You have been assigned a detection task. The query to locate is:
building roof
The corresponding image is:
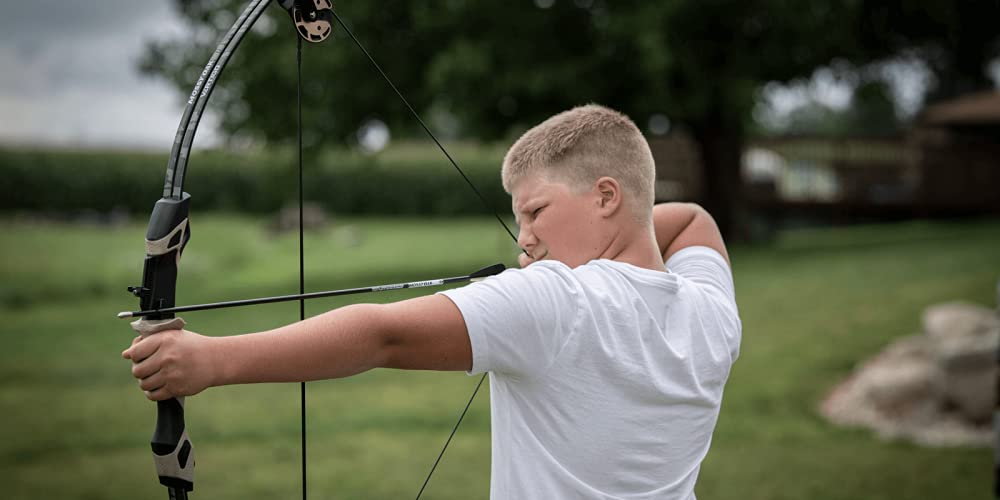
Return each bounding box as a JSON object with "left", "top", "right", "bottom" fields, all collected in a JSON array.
[{"left": 918, "top": 90, "right": 1000, "bottom": 125}]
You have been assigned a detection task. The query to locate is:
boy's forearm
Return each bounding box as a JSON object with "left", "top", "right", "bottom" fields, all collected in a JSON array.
[
  {"left": 652, "top": 202, "right": 701, "bottom": 256},
  {"left": 210, "top": 303, "right": 389, "bottom": 387},
  {"left": 652, "top": 202, "right": 730, "bottom": 265}
]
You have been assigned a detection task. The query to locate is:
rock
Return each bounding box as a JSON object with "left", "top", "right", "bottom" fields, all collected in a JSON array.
[
  {"left": 934, "top": 332, "right": 998, "bottom": 371},
  {"left": 820, "top": 299, "right": 999, "bottom": 448},
  {"left": 864, "top": 356, "right": 943, "bottom": 418},
  {"left": 922, "top": 301, "right": 999, "bottom": 422},
  {"left": 922, "top": 301, "right": 999, "bottom": 342},
  {"left": 831, "top": 334, "right": 944, "bottom": 420},
  {"left": 941, "top": 368, "right": 996, "bottom": 423},
  {"left": 936, "top": 334, "right": 997, "bottom": 423}
]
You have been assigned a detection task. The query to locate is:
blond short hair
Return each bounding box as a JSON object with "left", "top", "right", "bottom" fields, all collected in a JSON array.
[{"left": 501, "top": 104, "right": 655, "bottom": 220}]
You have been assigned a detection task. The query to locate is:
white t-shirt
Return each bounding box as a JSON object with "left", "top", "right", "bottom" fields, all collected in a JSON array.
[{"left": 439, "top": 246, "right": 741, "bottom": 499}]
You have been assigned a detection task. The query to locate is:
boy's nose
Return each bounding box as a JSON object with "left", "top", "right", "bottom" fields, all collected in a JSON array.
[{"left": 517, "top": 226, "right": 537, "bottom": 253}]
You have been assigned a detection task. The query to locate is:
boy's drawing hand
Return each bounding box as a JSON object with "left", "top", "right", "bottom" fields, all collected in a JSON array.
[
  {"left": 518, "top": 252, "right": 535, "bottom": 268},
  {"left": 518, "top": 246, "right": 547, "bottom": 268}
]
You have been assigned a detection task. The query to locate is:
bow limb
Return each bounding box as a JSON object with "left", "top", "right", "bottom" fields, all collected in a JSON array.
[{"left": 164, "top": 0, "right": 271, "bottom": 199}]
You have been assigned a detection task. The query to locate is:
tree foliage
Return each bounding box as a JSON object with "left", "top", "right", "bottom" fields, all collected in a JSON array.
[
  {"left": 141, "top": 0, "right": 1000, "bottom": 236},
  {"left": 761, "top": 80, "right": 901, "bottom": 137}
]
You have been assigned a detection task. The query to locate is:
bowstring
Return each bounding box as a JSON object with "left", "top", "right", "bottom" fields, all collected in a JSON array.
[
  {"left": 296, "top": 35, "right": 309, "bottom": 500},
  {"left": 327, "top": 10, "right": 521, "bottom": 499},
  {"left": 415, "top": 372, "right": 487, "bottom": 499},
  {"left": 329, "top": 12, "right": 519, "bottom": 245}
]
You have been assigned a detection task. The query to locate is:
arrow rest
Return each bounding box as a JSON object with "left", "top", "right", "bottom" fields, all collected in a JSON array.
[{"left": 279, "top": 0, "right": 334, "bottom": 43}]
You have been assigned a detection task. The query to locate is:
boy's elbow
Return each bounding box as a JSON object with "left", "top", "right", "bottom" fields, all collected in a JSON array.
[
  {"left": 682, "top": 202, "right": 709, "bottom": 219},
  {"left": 372, "top": 295, "right": 473, "bottom": 372},
  {"left": 338, "top": 303, "right": 396, "bottom": 371},
  {"left": 662, "top": 204, "right": 730, "bottom": 264}
]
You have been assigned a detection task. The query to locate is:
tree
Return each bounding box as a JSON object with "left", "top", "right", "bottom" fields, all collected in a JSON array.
[
  {"left": 857, "top": 0, "right": 1000, "bottom": 103},
  {"left": 141, "top": 0, "right": 999, "bottom": 238},
  {"left": 759, "top": 80, "right": 900, "bottom": 137}
]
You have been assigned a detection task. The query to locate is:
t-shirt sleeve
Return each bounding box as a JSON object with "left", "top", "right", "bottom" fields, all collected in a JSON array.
[
  {"left": 438, "top": 262, "right": 582, "bottom": 379},
  {"left": 667, "top": 246, "right": 741, "bottom": 362},
  {"left": 666, "top": 246, "right": 736, "bottom": 305}
]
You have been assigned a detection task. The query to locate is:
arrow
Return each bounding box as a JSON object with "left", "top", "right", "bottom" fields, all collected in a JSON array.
[{"left": 118, "top": 263, "right": 505, "bottom": 319}]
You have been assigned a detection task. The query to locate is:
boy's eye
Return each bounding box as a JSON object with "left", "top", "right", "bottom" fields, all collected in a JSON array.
[{"left": 532, "top": 206, "right": 544, "bottom": 217}]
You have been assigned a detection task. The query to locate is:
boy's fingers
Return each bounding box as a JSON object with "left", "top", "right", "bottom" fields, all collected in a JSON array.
[
  {"left": 138, "top": 370, "right": 166, "bottom": 393},
  {"left": 122, "top": 335, "right": 144, "bottom": 359},
  {"left": 131, "top": 353, "right": 160, "bottom": 380},
  {"left": 125, "top": 331, "right": 171, "bottom": 363},
  {"left": 145, "top": 387, "right": 172, "bottom": 402},
  {"left": 518, "top": 253, "right": 535, "bottom": 268}
]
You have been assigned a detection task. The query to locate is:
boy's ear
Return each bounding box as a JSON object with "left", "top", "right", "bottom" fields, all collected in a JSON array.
[{"left": 594, "top": 176, "right": 622, "bottom": 216}]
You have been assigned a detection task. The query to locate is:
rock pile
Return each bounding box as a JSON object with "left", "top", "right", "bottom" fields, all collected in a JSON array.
[{"left": 820, "top": 301, "right": 998, "bottom": 447}]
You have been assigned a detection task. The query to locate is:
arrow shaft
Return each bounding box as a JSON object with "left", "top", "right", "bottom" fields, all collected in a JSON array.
[{"left": 121, "top": 273, "right": 479, "bottom": 318}]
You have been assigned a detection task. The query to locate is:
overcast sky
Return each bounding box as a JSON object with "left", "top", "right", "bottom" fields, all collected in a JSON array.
[
  {"left": 0, "top": 0, "right": 219, "bottom": 150},
  {"left": 1, "top": 2, "right": 996, "bottom": 151}
]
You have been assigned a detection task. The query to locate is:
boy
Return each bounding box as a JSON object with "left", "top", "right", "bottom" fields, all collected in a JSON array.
[{"left": 124, "top": 104, "right": 741, "bottom": 499}]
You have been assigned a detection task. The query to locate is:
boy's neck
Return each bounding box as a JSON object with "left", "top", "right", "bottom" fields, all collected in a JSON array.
[{"left": 596, "top": 221, "right": 665, "bottom": 272}]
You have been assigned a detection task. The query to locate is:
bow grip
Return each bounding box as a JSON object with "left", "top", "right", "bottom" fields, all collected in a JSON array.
[
  {"left": 154, "top": 398, "right": 194, "bottom": 493},
  {"left": 131, "top": 317, "right": 195, "bottom": 494}
]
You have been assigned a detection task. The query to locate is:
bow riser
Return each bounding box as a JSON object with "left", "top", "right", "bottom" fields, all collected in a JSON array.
[{"left": 130, "top": 193, "right": 194, "bottom": 497}]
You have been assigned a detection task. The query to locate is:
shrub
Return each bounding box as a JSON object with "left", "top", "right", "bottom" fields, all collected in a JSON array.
[{"left": 0, "top": 145, "right": 509, "bottom": 216}]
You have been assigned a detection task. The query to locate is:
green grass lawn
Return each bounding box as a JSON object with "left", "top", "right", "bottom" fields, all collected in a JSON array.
[{"left": 0, "top": 214, "right": 996, "bottom": 499}]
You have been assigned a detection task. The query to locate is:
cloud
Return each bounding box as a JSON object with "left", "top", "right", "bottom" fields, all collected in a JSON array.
[{"left": 0, "top": 1, "right": 218, "bottom": 149}]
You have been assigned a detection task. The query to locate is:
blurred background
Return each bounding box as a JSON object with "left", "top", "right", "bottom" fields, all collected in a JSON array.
[{"left": 1, "top": 0, "right": 998, "bottom": 498}]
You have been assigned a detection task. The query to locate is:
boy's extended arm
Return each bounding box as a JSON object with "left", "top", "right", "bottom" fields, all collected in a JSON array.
[
  {"left": 124, "top": 294, "right": 471, "bottom": 400},
  {"left": 217, "top": 295, "right": 471, "bottom": 382},
  {"left": 652, "top": 202, "right": 730, "bottom": 265}
]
